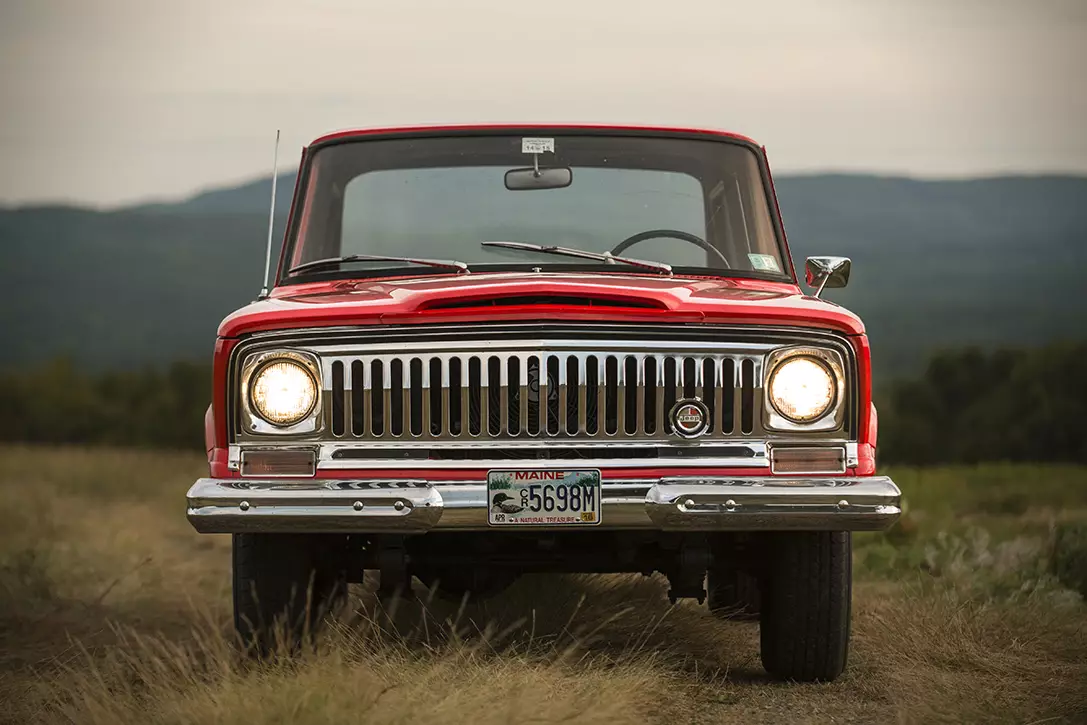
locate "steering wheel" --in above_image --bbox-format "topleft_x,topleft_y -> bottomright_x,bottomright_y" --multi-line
610,229 -> 731,269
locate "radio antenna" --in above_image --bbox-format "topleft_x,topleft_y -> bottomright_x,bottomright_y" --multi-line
258,129 -> 281,299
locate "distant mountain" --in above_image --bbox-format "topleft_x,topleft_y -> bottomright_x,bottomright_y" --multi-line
3,173 -> 1085,382
129,172 -> 298,216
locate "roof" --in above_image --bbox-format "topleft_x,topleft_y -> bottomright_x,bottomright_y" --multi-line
308,123 -> 761,148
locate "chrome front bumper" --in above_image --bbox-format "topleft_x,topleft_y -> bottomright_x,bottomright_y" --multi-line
186,476 -> 901,534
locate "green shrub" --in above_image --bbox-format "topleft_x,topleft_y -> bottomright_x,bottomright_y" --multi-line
1052,522 -> 1087,598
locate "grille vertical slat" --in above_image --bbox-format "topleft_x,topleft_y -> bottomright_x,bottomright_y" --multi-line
420,358 -> 433,438
592,355 -> 605,435
557,356 -> 569,436
478,356 -> 491,436
398,359 -> 410,438
375,362 -> 388,439
653,355 -> 666,436
500,354 -> 513,434
439,357 -> 450,438
538,355 -> 549,436
331,360 -> 345,437
692,357 -> 704,403
604,356 -> 618,436
741,358 -> 756,435
731,356 -> 744,437
352,361 -> 366,437
324,347 -> 770,443
615,356 -> 628,437
468,357 -> 482,437
750,358 -> 764,436
458,357 -> 470,438
713,357 -> 725,434
519,352 -> 532,434
674,356 -> 685,421
576,355 -> 588,434
342,361 -> 353,439
635,356 -> 647,435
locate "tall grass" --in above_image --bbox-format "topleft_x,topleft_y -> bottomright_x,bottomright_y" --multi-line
1,446 -> 1085,724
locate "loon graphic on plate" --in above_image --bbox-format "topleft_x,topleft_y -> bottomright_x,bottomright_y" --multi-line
491,492 -> 525,515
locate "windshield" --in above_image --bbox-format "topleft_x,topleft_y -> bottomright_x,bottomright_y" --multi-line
282,133 -> 790,282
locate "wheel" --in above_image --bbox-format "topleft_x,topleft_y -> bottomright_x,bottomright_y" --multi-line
418,568 -> 517,601
232,533 -> 349,655
707,566 -> 761,620
759,531 -> 852,682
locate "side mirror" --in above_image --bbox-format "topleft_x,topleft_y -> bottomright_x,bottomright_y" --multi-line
805,256 -> 851,298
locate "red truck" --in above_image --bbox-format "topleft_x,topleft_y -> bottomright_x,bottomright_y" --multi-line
186,124 -> 901,682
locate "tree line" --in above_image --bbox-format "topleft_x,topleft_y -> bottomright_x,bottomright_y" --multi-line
0,341 -> 1084,464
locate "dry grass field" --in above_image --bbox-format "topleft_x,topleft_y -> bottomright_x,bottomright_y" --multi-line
1,446 -> 1085,724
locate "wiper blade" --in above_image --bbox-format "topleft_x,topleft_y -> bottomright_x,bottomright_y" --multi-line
481,241 -> 673,276
288,254 -> 470,276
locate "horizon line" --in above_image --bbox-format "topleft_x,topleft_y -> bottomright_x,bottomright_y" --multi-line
4,168 -> 1087,213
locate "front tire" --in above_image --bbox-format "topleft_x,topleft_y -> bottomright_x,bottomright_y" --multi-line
232,534 -> 349,655
759,531 -> 852,682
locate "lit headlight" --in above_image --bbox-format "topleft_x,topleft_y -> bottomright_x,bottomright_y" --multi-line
768,356 -> 836,423
250,359 -> 318,426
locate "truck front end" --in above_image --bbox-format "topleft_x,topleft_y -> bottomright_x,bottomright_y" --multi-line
187,125 -> 900,682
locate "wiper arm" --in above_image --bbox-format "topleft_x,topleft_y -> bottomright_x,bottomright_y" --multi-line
481,241 -> 673,276
288,254 -> 470,276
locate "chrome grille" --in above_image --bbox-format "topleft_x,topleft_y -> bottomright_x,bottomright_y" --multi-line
323,349 -> 764,442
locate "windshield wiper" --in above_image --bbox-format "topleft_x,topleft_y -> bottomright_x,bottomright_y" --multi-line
288,254 -> 470,276
480,241 -> 673,276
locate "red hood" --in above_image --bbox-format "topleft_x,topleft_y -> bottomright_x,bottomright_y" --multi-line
218,273 -> 864,338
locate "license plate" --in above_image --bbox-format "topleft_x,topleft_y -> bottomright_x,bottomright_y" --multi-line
487,469 -> 602,526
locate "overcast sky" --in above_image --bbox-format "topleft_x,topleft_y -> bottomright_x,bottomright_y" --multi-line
1,0 -> 1085,207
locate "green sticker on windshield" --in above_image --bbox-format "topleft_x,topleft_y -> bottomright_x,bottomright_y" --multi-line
748,254 -> 780,272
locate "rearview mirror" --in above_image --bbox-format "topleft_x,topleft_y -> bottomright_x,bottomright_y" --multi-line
504,166 -> 573,191
805,256 -> 851,297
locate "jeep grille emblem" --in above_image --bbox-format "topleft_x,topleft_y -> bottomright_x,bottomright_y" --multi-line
670,398 -> 709,438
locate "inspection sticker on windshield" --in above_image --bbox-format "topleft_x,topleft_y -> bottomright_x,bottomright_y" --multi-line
521,137 -> 555,154
748,254 -> 780,272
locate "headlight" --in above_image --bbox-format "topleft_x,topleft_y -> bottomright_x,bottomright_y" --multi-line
768,355 -> 836,423
250,358 -> 318,426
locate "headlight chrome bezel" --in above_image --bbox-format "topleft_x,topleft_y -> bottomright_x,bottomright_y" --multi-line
764,346 -> 846,432
239,349 -> 322,434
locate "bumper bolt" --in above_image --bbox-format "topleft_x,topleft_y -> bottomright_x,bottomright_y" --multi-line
393,501 -> 406,511
353,501 -> 364,511
724,499 -> 737,511
239,501 -> 250,511
838,499 -> 849,510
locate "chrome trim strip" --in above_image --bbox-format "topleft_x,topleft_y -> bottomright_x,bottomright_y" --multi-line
314,456 -> 769,471
187,475 -> 901,533
227,439 -> 858,473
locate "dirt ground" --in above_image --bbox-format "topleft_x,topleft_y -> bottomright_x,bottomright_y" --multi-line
1,446 -> 1085,724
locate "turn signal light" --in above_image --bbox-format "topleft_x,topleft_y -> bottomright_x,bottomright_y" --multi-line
770,446 -> 846,474
240,449 -> 317,477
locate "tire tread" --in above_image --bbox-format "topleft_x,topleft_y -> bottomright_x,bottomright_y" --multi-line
760,531 -> 851,682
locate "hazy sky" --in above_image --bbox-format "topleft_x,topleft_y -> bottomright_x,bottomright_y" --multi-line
1,0 -> 1085,207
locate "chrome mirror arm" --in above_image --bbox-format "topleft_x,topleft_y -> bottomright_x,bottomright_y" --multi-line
804,256 -> 851,298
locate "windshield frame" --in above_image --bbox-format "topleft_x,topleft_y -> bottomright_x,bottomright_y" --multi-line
274,126 -> 797,288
